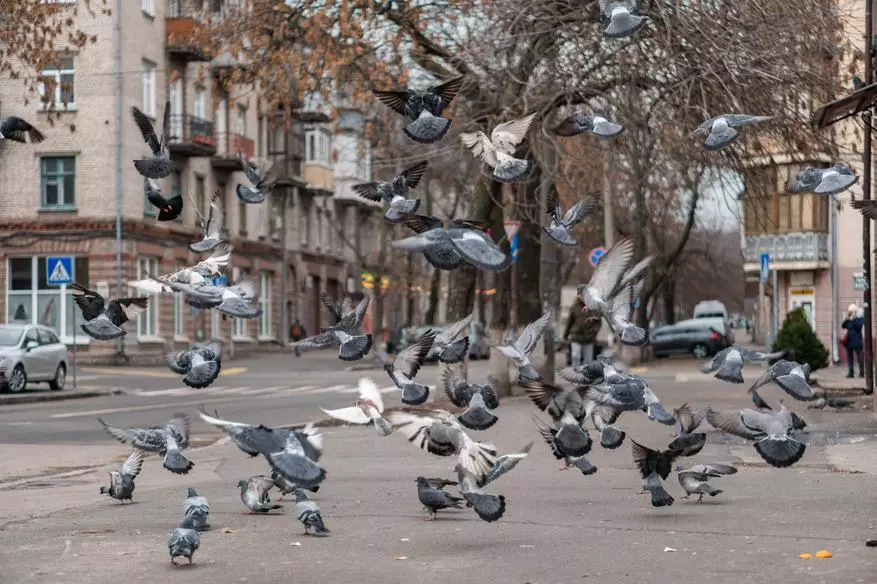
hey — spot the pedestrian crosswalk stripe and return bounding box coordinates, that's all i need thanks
[130,383,417,399]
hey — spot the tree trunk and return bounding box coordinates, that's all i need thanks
[405,253,415,326]
[514,169,543,328]
[663,275,676,325]
[485,180,513,397]
[424,269,441,325]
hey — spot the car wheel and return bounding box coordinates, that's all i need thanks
[692,344,709,359]
[7,364,27,393]
[49,363,66,391]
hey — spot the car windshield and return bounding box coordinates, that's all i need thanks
[0,328,24,346]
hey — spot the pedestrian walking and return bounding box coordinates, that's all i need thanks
[291,318,305,358]
[562,296,602,367]
[841,303,865,378]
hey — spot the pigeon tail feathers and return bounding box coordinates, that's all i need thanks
[463,492,506,522]
[753,437,806,468]
[81,319,125,341]
[163,450,195,475]
[620,326,648,346]
[600,425,626,449]
[457,405,499,431]
[492,157,531,183]
[404,114,451,144]
[648,485,675,507]
[385,199,420,223]
[236,183,265,204]
[338,334,372,361]
[438,337,469,364]
[571,456,598,475]
[400,382,430,406]
[134,158,173,179]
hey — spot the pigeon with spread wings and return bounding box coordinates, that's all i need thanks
[373,75,464,144]
[236,156,279,204]
[352,161,428,223]
[99,449,145,504]
[707,405,807,468]
[691,114,773,151]
[189,189,225,253]
[430,312,473,363]
[166,343,223,389]
[786,163,858,196]
[320,377,393,436]
[441,368,500,430]
[553,112,624,139]
[69,282,148,341]
[385,329,437,405]
[393,214,512,272]
[543,192,596,246]
[131,101,172,179]
[631,440,679,507]
[577,236,636,318]
[493,311,552,381]
[99,413,194,474]
[144,177,183,221]
[398,214,484,271]
[129,244,232,294]
[0,114,45,144]
[295,292,373,361]
[700,346,786,384]
[461,113,537,182]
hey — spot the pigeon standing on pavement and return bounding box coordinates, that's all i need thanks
[373,75,464,144]
[415,476,465,521]
[0,114,45,143]
[454,463,507,522]
[352,161,428,223]
[189,190,225,253]
[166,343,223,389]
[552,112,624,139]
[700,346,786,384]
[237,475,283,514]
[385,329,437,405]
[691,114,774,150]
[441,368,501,430]
[747,360,817,403]
[320,377,393,436]
[144,177,183,221]
[168,516,200,565]
[70,282,149,341]
[99,449,145,504]
[631,440,680,508]
[808,396,856,411]
[183,487,211,531]
[295,292,374,361]
[430,312,474,363]
[599,0,648,38]
[493,311,552,381]
[543,191,596,246]
[131,102,172,179]
[99,413,194,474]
[461,113,537,182]
[236,156,278,204]
[294,489,330,536]
[707,405,808,468]
[676,463,738,503]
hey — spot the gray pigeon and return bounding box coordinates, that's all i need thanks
[521,378,586,423]
[385,329,437,405]
[373,75,464,144]
[295,292,373,361]
[189,190,225,253]
[587,374,675,425]
[415,476,465,521]
[493,311,552,380]
[294,489,330,536]
[99,413,194,475]
[599,0,647,38]
[557,361,608,387]
[271,469,320,500]
[631,440,680,508]
[461,114,537,182]
[786,163,858,196]
[604,282,648,346]
[237,475,283,513]
[584,398,627,449]
[144,177,183,221]
[676,463,738,503]
[353,160,428,223]
[99,449,145,503]
[70,282,149,341]
[392,216,513,272]
[543,191,596,246]
[747,359,817,402]
[430,313,473,363]
[441,368,501,430]
[132,101,172,179]
[454,464,507,522]
[477,441,534,487]
[166,343,223,389]
[236,156,278,203]
[398,215,473,271]
[577,237,636,318]
[672,403,707,438]
[168,516,200,565]
[320,377,393,436]
[553,112,624,139]
[707,405,807,468]
[0,115,45,143]
[161,277,261,320]
[701,346,786,384]
[691,114,773,150]
[808,396,856,411]
[534,414,596,474]
[183,487,210,531]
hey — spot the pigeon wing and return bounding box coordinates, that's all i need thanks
[562,196,596,227]
[436,313,473,345]
[99,419,167,451]
[373,89,412,117]
[588,236,636,300]
[254,160,279,190]
[351,182,383,202]
[519,378,563,411]
[69,282,106,320]
[320,293,344,323]
[490,113,537,155]
[247,474,276,497]
[319,405,370,425]
[358,377,385,413]
[706,409,760,440]
[430,75,464,108]
[724,114,773,127]
[402,213,444,234]
[131,106,160,154]
[553,113,591,137]
[205,190,224,239]
[852,200,877,220]
[514,311,552,355]
[440,367,472,408]
[105,298,149,327]
[399,160,429,189]
[120,449,146,479]
[166,351,191,374]
[460,131,498,167]
[166,413,191,447]
[394,330,436,379]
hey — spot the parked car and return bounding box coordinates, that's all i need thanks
[649,317,730,359]
[0,324,68,393]
[693,300,728,321]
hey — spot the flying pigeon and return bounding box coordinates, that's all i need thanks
[543,192,596,246]
[631,439,680,507]
[612,254,655,311]
[294,292,373,361]
[747,359,817,403]
[398,215,475,271]
[461,113,537,182]
[533,414,595,473]
[236,156,278,204]
[0,115,45,143]
[786,163,858,196]
[99,449,145,504]
[144,177,183,221]
[320,377,393,436]
[69,282,148,341]
[691,114,773,150]
[320,292,352,327]
[700,346,786,384]
[162,278,261,320]
[132,101,172,179]
[294,489,330,536]
[440,368,501,430]
[520,378,586,424]
[557,361,609,387]
[454,463,507,522]
[387,409,498,476]
[99,413,194,474]
[183,487,211,531]
[676,463,738,503]
[553,112,624,139]
[271,468,320,500]
[586,373,675,425]
[237,475,283,514]
[166,343,223,389]
[599,0,648,38]
[672,403,707,438]
[415,476,465,521]
[384,329,437,405]
[477,441,534,487]
[201,409,326,489]
[129,245,232,294]
[352,160,428,223]
[707,405,807,468]
[493,311,552,381]
[189,190,225,253]
[373,75,464,144]
[577,237,636,317]
[393,214,513,271]
[851,199,877,220]
[604,282,648,346]
[808,396,856,411]
[585,398,627,449]
[429,312,473,363]
[168,516,200,565]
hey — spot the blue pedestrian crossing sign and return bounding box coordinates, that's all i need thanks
[588,246,607,267]
[47,256,73,286]
[211,274,227,286]
[759,253,770,284]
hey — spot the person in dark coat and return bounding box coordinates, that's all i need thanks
[841,304,865,378]
[562,297,602,366]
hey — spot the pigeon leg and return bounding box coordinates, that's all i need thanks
[188,557,193,565]
[697,493,704,503]
[424,509,436,522]
[171,558,176,566]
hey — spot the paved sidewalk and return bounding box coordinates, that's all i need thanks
[810,364,869,394]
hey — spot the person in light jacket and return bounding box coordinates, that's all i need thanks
[841,304,865,378]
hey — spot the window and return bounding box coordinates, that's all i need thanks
[305,129,331,164]
[315,209,323,250]
[194,87,206,120]
[173,261,184,338]
[236,104,247,136]
[40,157,76,209]
[141,0,155,16]
[136,257,159,338]
[6,257,89,343]
[299,202,309,246]
[171,171,183,223]
[39,57,75,110]
[259,271,272,338]
[141,60,156,117]
[233,268,248,338]
[239,200,248,236]
[743,164,829,235]
[169,0,181,17]
[195,175,206,224]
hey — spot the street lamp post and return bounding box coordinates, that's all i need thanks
[864,0,874,395]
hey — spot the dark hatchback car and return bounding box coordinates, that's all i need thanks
[650,318,731,359]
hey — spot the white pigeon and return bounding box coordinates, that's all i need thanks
[460,113,537,182]
[320,377,393,436]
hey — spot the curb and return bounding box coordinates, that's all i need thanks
[0,388,124,406]
[811,379,870,396]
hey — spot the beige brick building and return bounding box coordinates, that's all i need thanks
[0,0,379,363]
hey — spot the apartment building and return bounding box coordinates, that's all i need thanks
[0,0,375,363]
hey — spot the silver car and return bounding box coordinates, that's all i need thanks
[0,324,69,393]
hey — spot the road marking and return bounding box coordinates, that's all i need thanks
[81,366,248,379]
[630,366,648,373]
[675,373,690,383]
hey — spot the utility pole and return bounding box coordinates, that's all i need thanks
[865,0,875,395]
[280,188,290,346]
[602,144,615,249]
[113,0,125,365]
[539,140,558,384]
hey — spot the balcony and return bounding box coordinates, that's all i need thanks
[212,132,255,171]
[269,153,307,188]
[168,114,216,157]
[165,17,210,62]
[743,232,829,266]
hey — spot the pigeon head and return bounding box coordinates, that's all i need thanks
[355,397,377,414]
[383,363,395,374]
[293,489,310,502]
[415,476,429,487]
[99,486,109,495]
[236,479,248,491]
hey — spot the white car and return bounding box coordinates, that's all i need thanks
[0,324,68,393]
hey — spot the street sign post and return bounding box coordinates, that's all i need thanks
[46,257,73,286]
[759,253,770,284]
[503,220,521,240]
[854,271,868,290]
[588,246,607,268]
[212,275,227,287]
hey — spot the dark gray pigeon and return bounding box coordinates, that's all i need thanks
[631,440,680,508]
[166,343,222,389]
[385,329,436,405]
[295,292,373,361]
[676,463,738,503]
[70,282,148,341]
[392,216,513,271]
[533,412,592,459]
[294,489,330,536]
[461,114,537,182]
[99,413,193,474]
[236,156,278,203]
[441,368,500,430]
[238,475,283,513]
[144,177,183,221]
[100,449,145,503]
[168,516,200,565]
[430,313,473,363]
[599,0,647,38]
[271,468,320,500]
[786,163,858,196]
[808,396,856,411]
[543,191,596,246]
[553,112,624,139]
[398,215,474,271]
[189,190,225,253]
[373,75,464,144]
[454,464,507,522]
[521,378,586,423]
[534,414,597,474]
[132,101,172,179]
[415,476,465,521]
[747,359,816,402]
[353,160,428,223]
[494,311,552,380]
[707,405,807,468]
[700,346,786,384]
[691,114,773,150]
[183,487,210,531]
[0,115,45,143]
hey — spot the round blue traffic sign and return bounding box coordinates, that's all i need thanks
[588,246,607,267]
